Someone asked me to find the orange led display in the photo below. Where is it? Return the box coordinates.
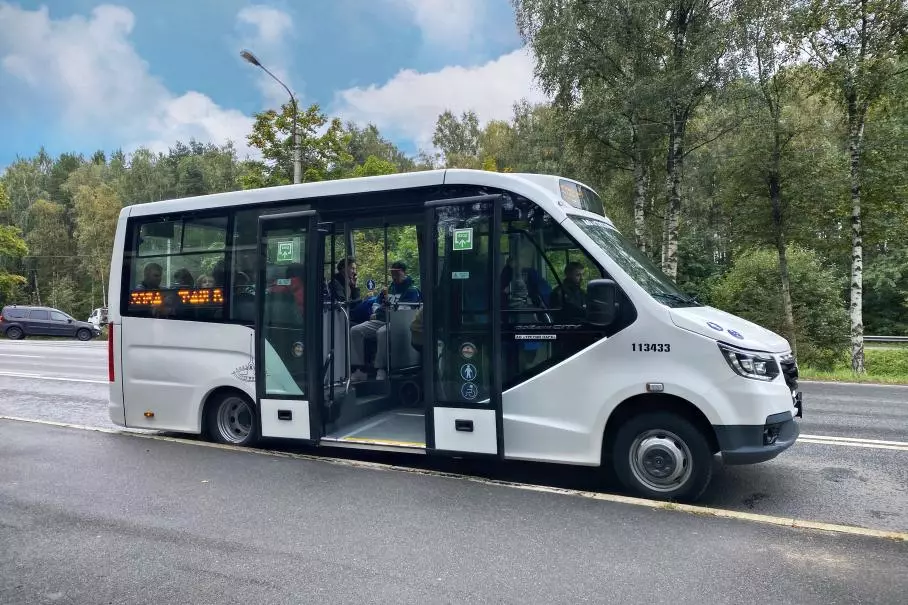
[177,288,224,304]
[130,291,163,306]
[129,288,224,306]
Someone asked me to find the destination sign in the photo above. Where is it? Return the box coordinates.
[130,288,224,306]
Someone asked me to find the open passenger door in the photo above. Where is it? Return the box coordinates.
[255,210,323,443]
[423,194,504,457]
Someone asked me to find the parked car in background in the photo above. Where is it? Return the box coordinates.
[1,305,101,341]
[88,307,109,329]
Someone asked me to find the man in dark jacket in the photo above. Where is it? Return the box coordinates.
[551,261,587,322]
[328,257,361,305]
[350,261,421,381]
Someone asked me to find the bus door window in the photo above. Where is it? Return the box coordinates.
[498,198,610,390]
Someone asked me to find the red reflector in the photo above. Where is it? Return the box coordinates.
[108,323,115,382]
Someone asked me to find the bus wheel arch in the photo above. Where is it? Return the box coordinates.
[602,393,718,502]
[202,386,259,447]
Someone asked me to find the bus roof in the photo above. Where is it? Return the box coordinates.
[124,168,611,224]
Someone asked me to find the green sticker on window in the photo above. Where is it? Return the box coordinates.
[453,228,473,251]
[276,240,295,263]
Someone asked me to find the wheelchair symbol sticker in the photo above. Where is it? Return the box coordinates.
[461,383,478,400]
[460,363,477,381]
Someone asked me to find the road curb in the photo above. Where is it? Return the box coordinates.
[2,414,907,543]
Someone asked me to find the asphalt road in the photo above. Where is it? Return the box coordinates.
[2,420,906,604]
[0,339,906,534]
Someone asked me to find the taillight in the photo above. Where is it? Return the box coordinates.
[108,323,115,382]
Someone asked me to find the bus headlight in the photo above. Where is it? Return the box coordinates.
[718,343,780,382]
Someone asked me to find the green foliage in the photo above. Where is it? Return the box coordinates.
[863,248,908,334]
[245,102,352,186]
[710,246,849,368]
[351,155,398,178]
[0,182,29,304]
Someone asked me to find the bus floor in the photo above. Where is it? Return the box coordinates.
[322,407,426,449]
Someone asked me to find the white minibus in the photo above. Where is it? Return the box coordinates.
[106,169,802,501]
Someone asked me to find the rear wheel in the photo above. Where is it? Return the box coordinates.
[76,328,92,341]
[206,393,259,447]
[5,326,24,340]
[612,412,713,502]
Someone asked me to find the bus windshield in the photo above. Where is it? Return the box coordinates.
[570,216,701,308]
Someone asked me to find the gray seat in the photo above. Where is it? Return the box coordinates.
[322,305,349,383]
[387,303,422,371]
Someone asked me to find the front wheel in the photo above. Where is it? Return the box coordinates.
[76,328,92,341]
[612,412,713,502]
[206,393,259,447]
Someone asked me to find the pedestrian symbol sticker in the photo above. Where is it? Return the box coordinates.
[460,363,477,381]
[276,240,294,263]
[461,383,478,400]
[460,342,476,359]
[366,279,376,290]
[453,228,473,251]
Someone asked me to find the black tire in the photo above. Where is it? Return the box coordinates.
[206,392,259,447]
[76,328,92,341]
[611,411,713,502]
[5,326,24,340]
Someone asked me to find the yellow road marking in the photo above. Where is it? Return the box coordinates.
[1,415,906,543]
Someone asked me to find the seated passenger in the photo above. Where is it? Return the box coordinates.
[173,268,194,287]
[328,257,361,305]
[350,261,421,382]
[268,263,305,316]
[136,263,163,290]
[550,261,587,321]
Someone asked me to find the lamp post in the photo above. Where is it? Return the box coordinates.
[240,49,301,184]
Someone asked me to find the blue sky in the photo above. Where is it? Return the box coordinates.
[0,0,546,171]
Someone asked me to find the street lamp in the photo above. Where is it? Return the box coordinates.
[240,49,301,184]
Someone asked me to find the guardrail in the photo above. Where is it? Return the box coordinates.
[865,335,908,343]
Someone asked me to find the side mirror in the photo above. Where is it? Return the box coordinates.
[586,279,619,326]
[67,318,73,323]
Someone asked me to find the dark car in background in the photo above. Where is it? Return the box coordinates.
[1,305,101,341]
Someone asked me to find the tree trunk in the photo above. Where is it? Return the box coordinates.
[632,123,648,253]
[663,112,684,279]
[768,132,796,357]
[848,103,865,374]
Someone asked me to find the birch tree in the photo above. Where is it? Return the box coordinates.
[513,0,738,277]
[796,0,908,372]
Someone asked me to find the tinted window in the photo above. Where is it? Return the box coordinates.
[51,311,68,321]
[28,310,49,320]
[125,214,228,320]
[3,308,26,319]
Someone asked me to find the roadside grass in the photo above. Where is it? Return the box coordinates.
[801,347,908,385]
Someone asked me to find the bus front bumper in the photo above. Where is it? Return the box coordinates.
[715,410,801,465]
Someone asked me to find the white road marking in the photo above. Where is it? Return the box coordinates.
[799,438,908,452]
[800,434,908,446]
[1,415,906,543]
[0,353,43,358]
[0,371,106,384]
[800,379,908,389]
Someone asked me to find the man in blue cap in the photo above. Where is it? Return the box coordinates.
[350,260,421,381]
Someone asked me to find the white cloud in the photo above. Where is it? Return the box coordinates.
[0,3,256,159]
[390,0,486,50]
[236,5,297,109]
[333,47,549,152]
